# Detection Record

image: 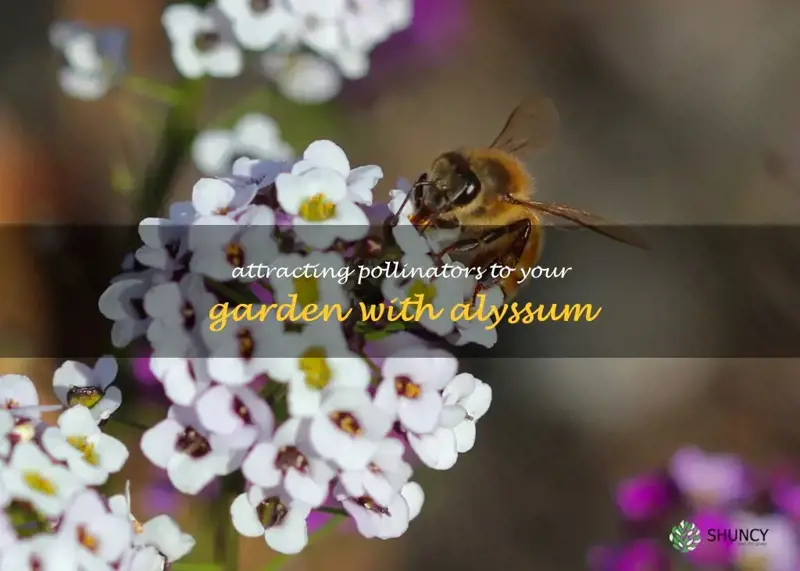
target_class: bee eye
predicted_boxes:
[452,171,481,206]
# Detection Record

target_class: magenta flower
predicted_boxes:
[773,484,800,523]
[615,473,674,522]
[685,509,735,567]
[132,352,158,385]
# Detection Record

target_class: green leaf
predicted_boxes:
[121,75,183,106]
[364,329,392,341]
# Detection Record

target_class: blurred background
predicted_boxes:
[4,0,800,569]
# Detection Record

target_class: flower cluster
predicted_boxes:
[50,0,412,104]
[0,365,195,570]
[590,446,800,570]
[97,140,495,555]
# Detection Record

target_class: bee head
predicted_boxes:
[421,152,482,216]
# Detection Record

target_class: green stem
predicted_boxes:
[104,416,153,432]
[206,279,259,305]
[216,476,243,570]
[313,506,348,516]
[135,78,206,221]
[262,515,345,571]
[121,75,183,106]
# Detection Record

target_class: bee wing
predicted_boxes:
[512,198,650,250]
[489,95,561,157]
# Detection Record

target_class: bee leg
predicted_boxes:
[468,218,533,304]
[470,282,490,307]
[390,174,428,226]
[435,218,531,263]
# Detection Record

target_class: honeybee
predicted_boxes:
[392,95,648,301]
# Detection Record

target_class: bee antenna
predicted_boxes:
[389,182,425,227]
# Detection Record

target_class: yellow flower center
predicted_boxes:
[12,421,35,444]
[23,472,58,496]
[394,375,422,399]
[77,524,99,553]
[236,329,254,359]
[329,411,363,436]
[408,281,436,305]
[299,193,336,222]
[293,276,320,307]
[299,347,331,390]
[225,242,245,267]
[67,435,100,465]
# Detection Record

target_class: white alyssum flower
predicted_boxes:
[0,533,80,571]
[442,373,492,453]
[131,516,196,567]
[232,156,291,187]
[195,385,275,450]
[143,273,216,341]
[308,388,393,470]
[242,418,335,507]
[407,372,492,471]
[447,285,504,348]
[374,348,458,435]
[1,442,82,517]
[109,481,196,566]
[382,254,474,337]
[0,511,14,552]
[60,489,133,569]
[135,208,193,272]
[0,410,13,458]
[0,375,40,416]
[276,167,369,249]
[141,406,240,495]
[336,480,424,540]
[41,405,129,485]
[261,320,371,418]
[192,113,294,177]
[217,0,300,50]
[338,437,413,507]
[268,251,350,313]
[162,3,243,78]
[52,356,122,422]
[291,0,412,79]
[261,52,343,104]
[231,486,312,555]
[291,140,382,205]
[150,357,213,407]
[98,270,165,348]
[185,177,258,222]
[340,0,412,52]
[49,22,128,101]
[189,206,279,281]
[202,306,289,385]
